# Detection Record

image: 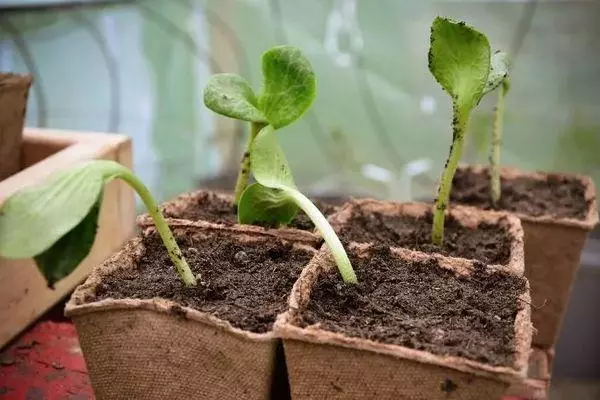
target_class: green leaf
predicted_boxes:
[250,125,297,189]
[203,73,267,123]
[258,45,316,128]
[238,125,299,226]
[34,198,101,287]
[0,161,124,286]
[0,163,106,259]
[483,51,509,95]
[237,183,298,226]
[428,17,491,114]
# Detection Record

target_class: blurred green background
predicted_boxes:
[1,0,599,204]
[2,0,600,389]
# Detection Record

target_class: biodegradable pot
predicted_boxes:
[275,244,532,400]
[136,189,324,246]
[0,73,33,180]
[451,165,599,349]
[65,222,317,400]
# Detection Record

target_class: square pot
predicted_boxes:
[506,347,552,400]
[328,199,525,271]
[65,223,317,400]
[450,165,599,349]
[275,243,532,400]
[0,128,135,348]
[0,73,32,181]
[136,189,339,245]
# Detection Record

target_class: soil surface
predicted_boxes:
[450,168,590,220]
[163,191,339,230]
[299,246,526,367]
[337,204,511,265]
[92,231,314,333]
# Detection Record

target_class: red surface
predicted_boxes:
[0,321,93,400]
[0,320,527,400]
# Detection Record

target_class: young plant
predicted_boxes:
[204,45,357,284]
[0,161,197,287]
[489,57,510,206]
[428,17,508,246]
[203,45,315,205]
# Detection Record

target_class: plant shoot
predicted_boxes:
[428,17,508,246]
[489,54,510,206]
[204,45,357,283]
[203,46,315,205]
[0,161,197,287]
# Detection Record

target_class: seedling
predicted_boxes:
[489,63,510,206]
[0,161,197,287]
[204,45,357,284]
[428,17,508,245]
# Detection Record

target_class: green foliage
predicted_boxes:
[204,45,316,129]
[203,45,317,201]
[204,47,356,283]
[428,17,504,245]
[238,126,357,284]
[258,46,316,128]
[0,161,196,287]
[203,73,266,123]
[428,17,491,117]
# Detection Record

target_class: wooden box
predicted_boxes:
[0,128,136,348]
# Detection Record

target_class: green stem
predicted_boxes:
[287,188,357,284]
[102,163,197,287]
[490,81,507,206]
[234,122,266,205]
[432,107,468,247]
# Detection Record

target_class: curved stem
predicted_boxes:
[287,188,357,284]
[234,122,265,204]
[101,163,197,287]
[432,106,468,247]
[490,81,507,206]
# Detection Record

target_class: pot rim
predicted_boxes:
[275,243,531,384]
[456,164,599,230]
[66,224,318,343]
[136,189,321,246]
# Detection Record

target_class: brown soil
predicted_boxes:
[92,231,314,334]
[299,246,526,367]
[163,191,339,230]
[450,169,590,220]
[337,205,511,265]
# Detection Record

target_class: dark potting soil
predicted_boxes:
[337,204,511,265]
[450,168,590,220]
[163,191,339,231]
[92,231,314,333]
[299,246,527,367]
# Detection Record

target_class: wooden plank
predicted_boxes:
[0,129,135,348]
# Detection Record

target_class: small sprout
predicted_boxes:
[0,161,197,287]
[239,126,358,284]
[428,17,508,246]
[204,45,357,284]
[488,55,510,206]
[203,45,315,205]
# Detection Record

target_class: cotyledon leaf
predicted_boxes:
[258,45,316,129]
